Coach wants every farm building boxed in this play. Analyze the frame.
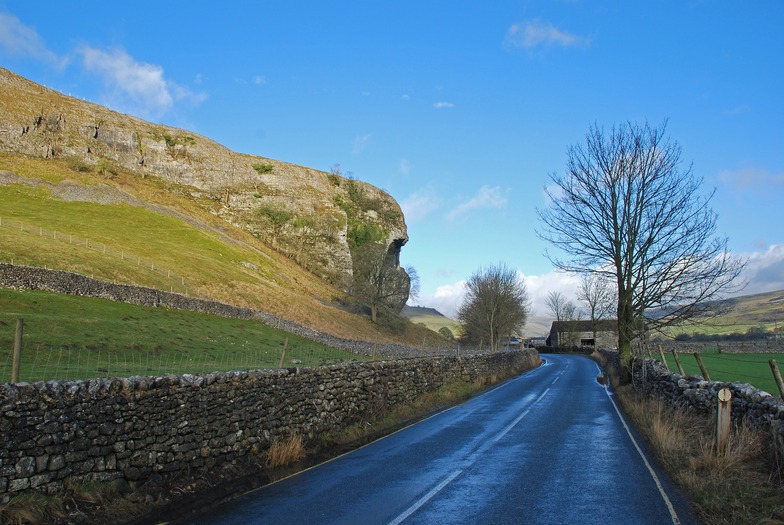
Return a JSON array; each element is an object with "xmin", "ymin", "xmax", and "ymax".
[{"xmin": 547, "ymin": 319, "xmax": 618, "ymax": 349}]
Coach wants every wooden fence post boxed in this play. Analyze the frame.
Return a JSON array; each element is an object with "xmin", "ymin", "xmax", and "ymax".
[
  {"xmin": 658, "ymin": 345, "xmax": 669, "ymax": 371},
  {"xmin": 11, "ymin": 319, "xmax": 23, "ymax": 383},
  {"xmin": 694, "ymin": 353, "xmax": 711, "ymax": 381},
  {"xmin": 278, "ymin": 337, "xmax": 288, "ymax": 368},
  {"xmin": 671, "ymin": 350, "xmax": 686, "ymax": 376},
  {"xmin": 716, "ymin": 387, "xmax": 732, "ymax": 456},
  {"xmin": 769, "ymin": 360, "xmax": 784, "ymax": 400}
]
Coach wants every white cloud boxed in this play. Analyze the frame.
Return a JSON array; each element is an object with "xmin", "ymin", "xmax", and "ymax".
[
  {"xmin": 417, "ymin": 268, "xmax": 581, "ymax": 321},
  {"xmin": 446, "ymin": 185, "xmax": 508, "ymax": 222},
  {"xmin": 399, "ymin": 159, "xmax": 411, "ymax": 176},
  {"xmin": 417, "ymin": 281, "xmax": 467, "ymax": 318},
  {"xmin": 433, "ymin": 101, "xmax": 454, "ymax": 109},
  {"xmin": 737, "ymin": 244, "xmax": 784, "ymax": 295},
  {"xmin": 352, "ymin": 134, "xmax": 371, "ymax": 155},
  {"xmin": 505, "ymin": 19, "xmax": 589, "ymax": 50},
  {"xmin": 520, "ymin": 270, "xmax": 581, "ymax": 318},
  {"xmin": 78, "ymin": 45, "xmax": 206, "ymax": 118},
  {"xmin": 0, "ymin": 12, "xmax": 63, "ymax": 66},
  {"xmin": 723, "ymin": 103, "xmax": 750, "ymax": 115},
  {"xmin": 254, "ymin": 75, "xmax": 266, "ymax": 85},
  {"xmin": 720, "ymin": 167, "xmax": 784, "ymax": 193},
  {"xmin": 401, "ymin": 186, "xmax": 441, "ymax": 223}
]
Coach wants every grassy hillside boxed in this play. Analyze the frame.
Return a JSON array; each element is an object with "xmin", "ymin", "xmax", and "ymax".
[
  {"xmin": 0, "ymin": 288, "xmax": 372, "ymax": 383},
  {"xmin": 402, "ymin": 306, "xmax": 461, "ymax": 336},
  {"xmin": 667, "ymin": 289, "xmax": 784, "ymax": 338},
  {"xmin": 0, "ymin": 152, "xmax": 444, "ymax": 348}
]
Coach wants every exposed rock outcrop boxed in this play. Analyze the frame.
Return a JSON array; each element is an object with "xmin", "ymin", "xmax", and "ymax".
[{"xmin": 0, "ymin": 67, "xmax": 408, "ymax": 286}]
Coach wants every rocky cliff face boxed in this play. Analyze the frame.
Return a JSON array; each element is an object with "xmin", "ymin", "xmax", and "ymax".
[{"xmin": 0, "ymin": 67, "xmax": 408, "ymax": 286}]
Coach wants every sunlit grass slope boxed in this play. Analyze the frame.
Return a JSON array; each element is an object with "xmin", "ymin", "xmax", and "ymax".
[
  {"xmin": 0, "ymin": 152, "xmax": 444, "ymax": 348},
  {"xmin": 0, "ymin": 288, "xmax": 372, "ymax": 383}
]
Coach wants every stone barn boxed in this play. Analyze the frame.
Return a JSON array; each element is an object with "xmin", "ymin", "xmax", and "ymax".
[{"xmin": 546, "ymin": 319, "xmax": 618, "ymax": 349}]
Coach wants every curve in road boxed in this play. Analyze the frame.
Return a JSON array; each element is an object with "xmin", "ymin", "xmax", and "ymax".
[{"xmin": 185, "ymin": 354, "xmax": 696, "ymax": 525}]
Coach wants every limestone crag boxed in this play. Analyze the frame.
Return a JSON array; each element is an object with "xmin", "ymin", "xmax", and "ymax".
[{"xmin": 0, "ymin": 67, "xmax": 407, "ymax": 285}]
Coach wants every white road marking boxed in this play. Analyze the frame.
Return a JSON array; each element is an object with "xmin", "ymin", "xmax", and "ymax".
[
  {"xmin": 387, "ymin": 383, "xmax": 551, "ymax": 524},
  {"xmin": 387, "ymin": 469, "xmax": 463, "ymax": 525},
  {"xmin": 598, "ymin": 365, "xmax": 682, "ymax": 525}
]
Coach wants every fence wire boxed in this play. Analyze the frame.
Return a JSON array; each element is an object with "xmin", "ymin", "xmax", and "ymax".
[
  {"xmin": 0, "ymin": 216, "xmax": 202, "ymax": 298},
  {"xmin": 0, "ymin": 342, "xmax": 378, "ymax": 383}
]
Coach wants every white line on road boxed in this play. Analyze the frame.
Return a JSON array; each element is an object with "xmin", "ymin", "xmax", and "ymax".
[
  {"xmin": 387, "ymin": 383, "xmax": 551, "ymax": 525},
  {"xmin": 387, "ymin": 469, "xmax": 463, "ymax": 525},
  {"xmin": 600, "ymin": 367, "xmax": 682, "ymax": 525}
]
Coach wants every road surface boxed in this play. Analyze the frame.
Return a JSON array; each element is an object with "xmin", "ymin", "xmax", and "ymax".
[{"xmin": 185, "ymin": 354, "xmax": 696, "ymax": 525}]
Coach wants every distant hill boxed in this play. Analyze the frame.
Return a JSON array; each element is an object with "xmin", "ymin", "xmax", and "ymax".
[
  {"xmin": 670, "ymin": 288, "xmax": 784, "ymax": 337},
  {"xmin": 402, "ymin": 306, "xmax": 553, "ymax": 340},
  {"xmin": 401, "ymin": 306, "xmax": 460, "ymax": 336},
  {"xmin": 402, "ymin": 305, "xmax": 446, "ymax": 318}
]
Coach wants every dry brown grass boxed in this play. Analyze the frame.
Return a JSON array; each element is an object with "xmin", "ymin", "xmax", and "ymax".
[
  {"xmin": 265, "ymin": 434, "xmax": 306, "ymax": 468},
  {"xmin": 616, "ymin": 386, "xmax": 784, "ymax": 525}
]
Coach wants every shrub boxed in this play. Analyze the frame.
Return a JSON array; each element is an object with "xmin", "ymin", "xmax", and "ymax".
[
  {"xmin": 257, "ymin": 205, "xmax": 293, "ymax": 229},
  {"xmin": 439, "ymin": 326, "xmax": 454, "ymax": 339},
  {"xmin": 66, "ymin": 156, "xmax": 91, "ymax": 173},
  {"xmin": 252, "ymin": 163, "xmax": 274, "ymax": 174}
]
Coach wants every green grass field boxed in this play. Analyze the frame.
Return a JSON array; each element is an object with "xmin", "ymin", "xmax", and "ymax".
[
  {"xmin": 0, "ymin": 289, "xmax": 371, "ymax": 383},
  {"xmin": 667, "ymin": 351, "xmax": 784, "ymax": 397}
]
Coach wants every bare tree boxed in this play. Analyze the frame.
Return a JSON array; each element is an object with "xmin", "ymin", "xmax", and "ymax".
[
  {"xmin": 538, "ymin": 121, "xmax": 745, "ymax": 376},
  {"xmin": 351, "ymin": 242, "xmax": 412, "ymax": 323},
  {"xmin": 546, "ymin": 291, "xmax": 579, "ymax": 347},
  {"xmin": 577, "ymin": 273, "xmax": 615, "ymax": 346},
  {"xmin": 458, "ymin": 263, "xmax": 530, "ymax": 352}
]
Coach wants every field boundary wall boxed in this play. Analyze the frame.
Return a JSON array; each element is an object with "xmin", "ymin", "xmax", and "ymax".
[
  {"xmin": 0, "ymin": 349, "xmax": 540, "ymax": 501},
  {"xmin": 594, "ymin": 349, "xmax": 784, "ymax": 457}
]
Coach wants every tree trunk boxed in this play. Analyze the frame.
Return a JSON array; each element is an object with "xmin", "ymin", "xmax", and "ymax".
[{"xmin": 617, "ymin": 294, "xmax": 635, "ymax": 384}]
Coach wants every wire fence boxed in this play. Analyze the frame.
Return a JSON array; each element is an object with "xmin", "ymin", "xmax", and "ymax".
[
  {"xmin": 0, "ymin": 215, "xmax": 204, "ymax": 298},
  {"xmin": 648, "ymin": 348, "xmax": 784, "ymax": 398},
  {"xmin": 0, "ymin": 341, "xmax": 379, "ymax": 384}
]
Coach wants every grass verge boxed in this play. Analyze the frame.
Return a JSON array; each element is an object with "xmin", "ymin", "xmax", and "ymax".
[{"xmin": 615, "ymin": 386, "xmax": 784, "ymax": 525}]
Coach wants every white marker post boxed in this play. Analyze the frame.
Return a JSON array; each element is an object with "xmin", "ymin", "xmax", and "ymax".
[{"xmin": 716, "ymin": 387, "xmax": 732, "ymax": 456}]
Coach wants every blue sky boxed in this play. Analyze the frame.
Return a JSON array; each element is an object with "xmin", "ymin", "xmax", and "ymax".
[{"xmin": 1, "ymin": 1, "xmax": 782, "ymax": 326}]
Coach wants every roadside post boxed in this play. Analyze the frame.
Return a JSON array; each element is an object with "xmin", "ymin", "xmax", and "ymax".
[
  {"xmin": 11, "ymin": 318, "xmax": 23, "ymax": 383},
  {"xmin": 769, "ymin": 360, "xmax": 784, "ymax": 400},
  {"xmin": 716, "ymin": 387, "xmax": 732, "ymax": 456},
  {"xmin": 671, "ymin": 350, "xmax": 686, "ymax": 376},
  {"xmin": 694, "ymin": 353, "xmax": 711, "ymax": 381}
]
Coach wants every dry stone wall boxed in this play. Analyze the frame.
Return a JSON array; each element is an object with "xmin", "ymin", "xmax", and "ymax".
[
  {"xmin": 0, "ymin": 350, "xmax": 540, "ymax": 502},
  {"xmin": 655, "ymin": 341, "xmax": 784, "ymax": 354},
  {"xmin": 595, "ymin": 349, "xmax": 784, "ymax": 457}
]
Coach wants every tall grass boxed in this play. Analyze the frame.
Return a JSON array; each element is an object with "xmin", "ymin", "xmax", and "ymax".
[
  {"xmin": 265, "ymin": 435, "xmax": 306, "ymax": 468},
  {"xmin": 616, "ymin": 386, "xmax": 784, "ymax": 524}
]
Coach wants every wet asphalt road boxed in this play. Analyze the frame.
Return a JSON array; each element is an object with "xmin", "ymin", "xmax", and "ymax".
[{"xmin": 185, "ymin": 354, "xmax": 697, "ymax": 525}]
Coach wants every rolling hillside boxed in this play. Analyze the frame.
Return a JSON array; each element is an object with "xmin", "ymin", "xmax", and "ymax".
[{"xmin": 669, "ymin": 289, "xmax": 784, "ymax": 337}]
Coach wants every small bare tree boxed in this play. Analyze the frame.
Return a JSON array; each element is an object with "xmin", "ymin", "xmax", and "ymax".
[
  {"xmin": 577, "ymin": 273, "xmax": 615, "ymax": 346},
  {"xmin": 458, "ymin": 263, "xmax": 530, "ymax": 352},
  {"xmin": 351, "ymin": 242, "xmax": 412, "ymax": 323},
  {"xmin": 538, "ymin": 121, "xmax": 745, "ymax": 377},
  {"xmin": 546, "ymin": 291, "xmax": 579, "ymax": 347}
]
